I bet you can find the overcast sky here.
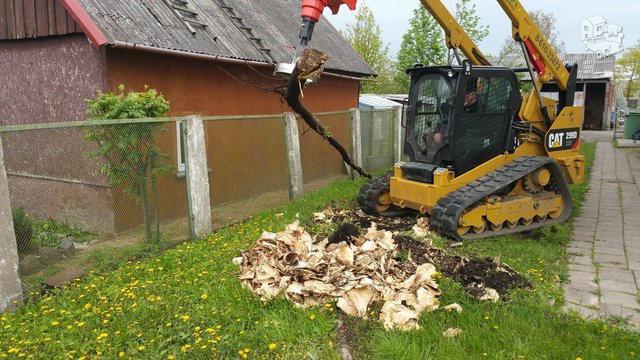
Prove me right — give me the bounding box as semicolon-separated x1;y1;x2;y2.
327;0;640;57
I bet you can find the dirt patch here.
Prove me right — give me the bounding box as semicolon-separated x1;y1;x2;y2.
394;236;531;298
317;207;423;233
336;314;357;360
316;207;531;301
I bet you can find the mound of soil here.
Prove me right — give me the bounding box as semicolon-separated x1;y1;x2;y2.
328;223;360;245
320;207;531;301
395;236;530;298
322;207;420;233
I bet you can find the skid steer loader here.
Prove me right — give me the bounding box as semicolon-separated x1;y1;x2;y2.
282;0;585;240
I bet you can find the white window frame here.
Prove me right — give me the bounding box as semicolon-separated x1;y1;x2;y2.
176;121;186;174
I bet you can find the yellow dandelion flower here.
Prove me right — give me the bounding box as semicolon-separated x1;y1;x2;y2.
309;314;316;320
51;321;60;327
118;352;125;358
181;315;190;322
138;345;146;351
268;343;277;351
168;356;176;360
201;294;208;300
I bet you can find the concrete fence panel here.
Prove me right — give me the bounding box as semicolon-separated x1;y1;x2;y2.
283;112;304;199
0;137;23;313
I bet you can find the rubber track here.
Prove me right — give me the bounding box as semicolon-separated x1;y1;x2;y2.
358;174;410;217
430;156;573;241
358;174;392;216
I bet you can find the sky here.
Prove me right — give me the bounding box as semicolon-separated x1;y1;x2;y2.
327;0;640;57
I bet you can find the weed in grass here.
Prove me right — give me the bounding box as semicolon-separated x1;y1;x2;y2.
31;217;96;248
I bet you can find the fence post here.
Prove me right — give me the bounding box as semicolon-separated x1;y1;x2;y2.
393;107;403;164
184;116;212;239
350;108;363;179
0;137;23;313
283;112;304;199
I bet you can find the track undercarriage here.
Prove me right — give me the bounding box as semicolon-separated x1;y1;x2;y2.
359;157;573;241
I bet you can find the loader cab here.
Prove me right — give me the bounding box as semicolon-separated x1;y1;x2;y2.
402;65;522;183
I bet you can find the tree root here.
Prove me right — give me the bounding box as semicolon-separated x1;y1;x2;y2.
283;49;372;179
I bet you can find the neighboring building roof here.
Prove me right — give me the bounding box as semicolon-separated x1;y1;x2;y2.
1;0;374;77
563;53;615;80
359;94;402;109
381;94;409;103
489;52;616;81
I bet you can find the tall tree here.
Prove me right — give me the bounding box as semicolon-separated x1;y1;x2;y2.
395;6;446;91
454;0;489;44
496;10;566;67
343;4;395;93
616;41;640;102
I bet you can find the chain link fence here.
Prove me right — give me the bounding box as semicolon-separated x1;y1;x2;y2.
1;118;191;297
0;109;401;301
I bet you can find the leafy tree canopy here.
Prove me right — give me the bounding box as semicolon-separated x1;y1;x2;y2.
496;10;565;67
343;5;396;94
454;0;489;44
616;41;640;101
394;6;446;91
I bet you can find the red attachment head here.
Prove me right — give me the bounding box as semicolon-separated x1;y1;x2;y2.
301;0;358;22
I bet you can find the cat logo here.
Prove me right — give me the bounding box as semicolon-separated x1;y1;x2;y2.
545;128;580;152
549;135;563;149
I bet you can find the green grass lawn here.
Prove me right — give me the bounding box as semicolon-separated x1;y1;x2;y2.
1;142;639;359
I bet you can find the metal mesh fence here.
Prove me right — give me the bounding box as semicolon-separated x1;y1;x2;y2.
1;119;190;298
0;109;398;300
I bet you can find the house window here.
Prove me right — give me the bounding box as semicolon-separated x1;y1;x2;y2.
176;121;187;173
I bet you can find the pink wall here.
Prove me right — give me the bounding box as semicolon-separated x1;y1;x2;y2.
0;34;103;125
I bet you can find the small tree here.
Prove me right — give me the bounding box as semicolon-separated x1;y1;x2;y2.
616;41;640;102
343;4;396;93
85;86;171;244
395;6;446;91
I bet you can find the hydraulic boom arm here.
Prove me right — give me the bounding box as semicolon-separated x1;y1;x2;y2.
496;0;570;90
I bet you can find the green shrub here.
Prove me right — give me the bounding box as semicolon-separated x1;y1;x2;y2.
12;208;36;254
85;85;171;244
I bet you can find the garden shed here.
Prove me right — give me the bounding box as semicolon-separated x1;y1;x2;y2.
0;0;374;234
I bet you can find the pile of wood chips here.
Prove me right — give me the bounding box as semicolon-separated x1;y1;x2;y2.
233;222;442;331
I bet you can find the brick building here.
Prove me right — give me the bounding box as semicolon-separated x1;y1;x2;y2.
0;0;374;233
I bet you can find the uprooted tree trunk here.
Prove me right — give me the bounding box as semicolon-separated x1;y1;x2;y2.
284;49;371;179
